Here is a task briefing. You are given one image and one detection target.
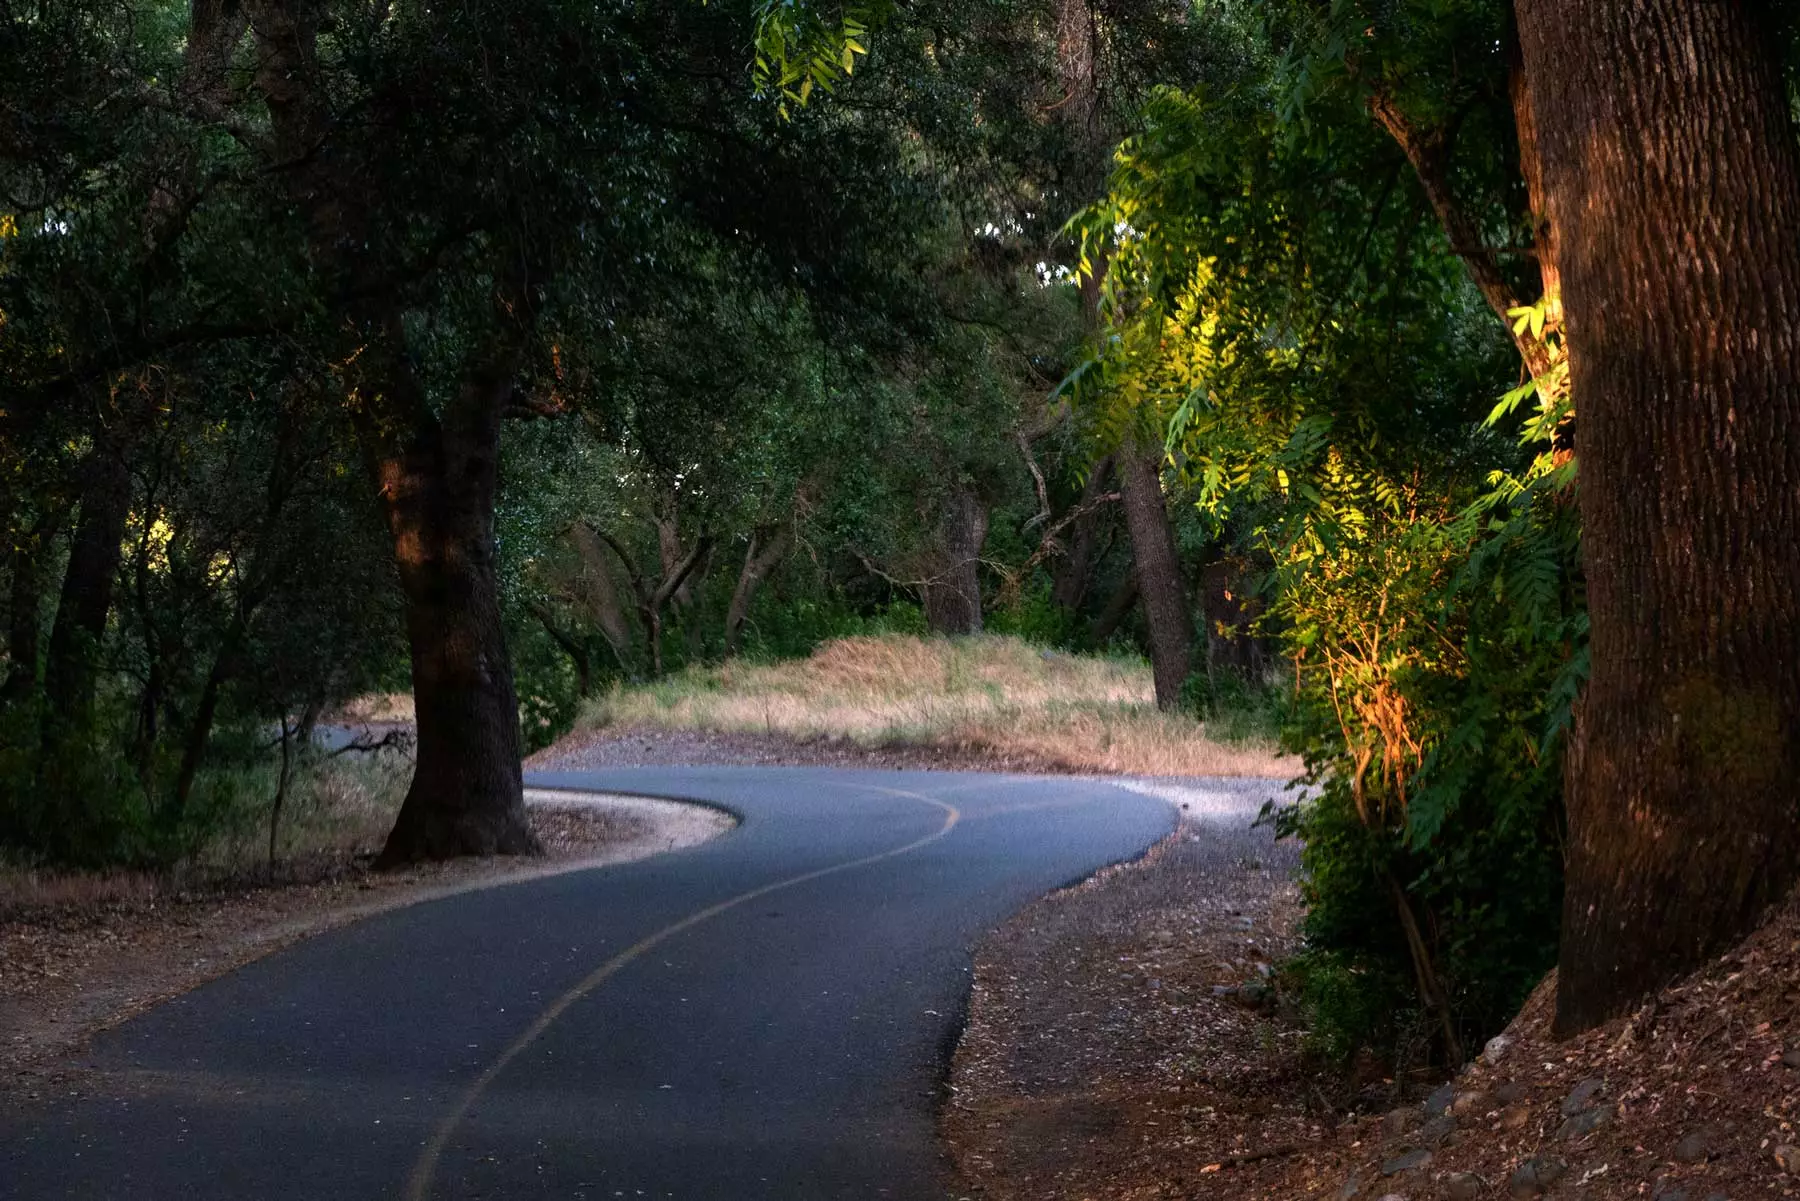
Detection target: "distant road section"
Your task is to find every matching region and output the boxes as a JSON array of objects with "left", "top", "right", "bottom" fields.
[{"left": 1, "top": 768, "right": 1191, "bottom": 1200}]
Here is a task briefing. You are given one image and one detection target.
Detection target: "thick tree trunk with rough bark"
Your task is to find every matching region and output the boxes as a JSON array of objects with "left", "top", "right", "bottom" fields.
[
  {"left": 1515, "top": 0, "right": 1800, "bottom": 1033},
  {"left": 374, "top": 392, "right": 538, "bottom": 866},
  {"left": 1118, "top": 442, "right": 1191, "bottom": 709},
  {"left": 247, "top": 0, "right": 541, "bottom": 864},
  {"left": 922, "top": 488, "right": 989, "bottom": 636}
]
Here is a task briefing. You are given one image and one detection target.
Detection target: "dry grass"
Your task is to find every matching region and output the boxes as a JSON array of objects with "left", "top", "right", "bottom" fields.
[
  {"left": 583, "top": 634, "right": 1293, "bottom": 778},
  {"left": 0, "top": 753, "right": 412, "bottom": 916}
]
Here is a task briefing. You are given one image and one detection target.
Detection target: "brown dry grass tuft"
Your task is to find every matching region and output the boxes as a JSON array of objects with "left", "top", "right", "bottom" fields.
[{"left": 582, "top": 634, "right": 1293, "bottom": 778}]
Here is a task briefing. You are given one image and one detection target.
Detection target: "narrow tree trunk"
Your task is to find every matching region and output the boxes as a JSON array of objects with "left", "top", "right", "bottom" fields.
[
  {"left": 1089, "top": 574, "right": 1139, "bottom": 646},
  {"left": 170, "top": 614, "right": 248, "bottom": 823},
  {"left": 1387, "top": 873, "right": 1463, "bottom": 1065},
  {"left": 41, "top": 438, "right": 132, "bottom": 745},
  {"left": 1366, "top": 76, "right": 1556, "bottom": 381},
  {"left": 1515, "top": 0, "right": 1800, "bottom": 1032},
  {"left": 1051, "top": 455, "right": 1113, "bottom": 614},
  {"left": 570, "top": 523, "right": 636, "bottom": 668},
  {"left": 375, "top": 406, "right": 538, "bottom": 865},
  {"left": 1118, "top": 442, "right": 1191, "bottom": 709},
  {"left": 922, "top": 488, "right": 989, "bottom": 635},
  {"left": 268, "top": 714, "right": 292, "bottom": 872},
  {"left": 2, "top": 511, "right": 58, "bottom": 702},
  {"left": 725, "top": 525, "right": 793, "bottom": 657},
  {"left": 529, "top": 600, "right": 594, "bottom": 698}
]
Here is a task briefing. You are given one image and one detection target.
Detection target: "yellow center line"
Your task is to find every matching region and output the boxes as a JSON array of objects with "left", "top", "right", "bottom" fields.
[{"left": 403, "top": 786, "right": 961, "bottom": 1201}]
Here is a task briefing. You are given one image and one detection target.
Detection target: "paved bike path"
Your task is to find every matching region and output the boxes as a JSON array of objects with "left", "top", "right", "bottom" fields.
[{"left": 2, "top": 768, "right": 1178, "bottom": 1200}]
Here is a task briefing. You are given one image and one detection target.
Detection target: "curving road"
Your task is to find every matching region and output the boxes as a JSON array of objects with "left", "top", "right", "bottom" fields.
[{"left": 2, "top": 768, "right": 1193, "bottom": 1200}]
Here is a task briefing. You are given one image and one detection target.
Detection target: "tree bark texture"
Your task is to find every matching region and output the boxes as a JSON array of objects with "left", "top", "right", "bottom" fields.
[
  {"left": 374, "top": 382, "right": 538, "bottom": 865},
  {"left": 1515, "top": 0, "right": 1800, "bottom": 1032},
  {"left": 1118, "top": 441, "right": 1191, "bottom": 709},
  {"left": 921, "top": 488, "right": 989, "bottom": 636}
]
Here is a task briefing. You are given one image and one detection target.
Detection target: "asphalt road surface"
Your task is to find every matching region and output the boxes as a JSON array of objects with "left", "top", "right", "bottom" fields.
[{"left": 2, "top": 768, "right": 1199, "bottom": 1200}]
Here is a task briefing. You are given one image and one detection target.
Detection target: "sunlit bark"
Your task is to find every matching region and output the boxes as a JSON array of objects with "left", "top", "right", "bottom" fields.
[{"left": 1515, "top": 0, "right": 1800, "bottom": 1032}]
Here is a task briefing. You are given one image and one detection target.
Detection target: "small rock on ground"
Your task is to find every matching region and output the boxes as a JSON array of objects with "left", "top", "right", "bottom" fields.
[
  {"left": 1381, "top": 1148, "right": 1432, "bottom": 1176},
  {"left": 1443, "top": 1171, "right": 1482, "bottom": 1201},
  {"left": 1510, "top": 1155, "right": 1568, "bottom": 1198},
  {"left": 1561, "top": 1077, "right": 1605, "bottom": 1115},
  {"left": 1556, "top": 1103, "right": 1612, "bottom": 1140},
  {"left": 1672, "top": 1129, "right": 1711, "bottom": 1164}
]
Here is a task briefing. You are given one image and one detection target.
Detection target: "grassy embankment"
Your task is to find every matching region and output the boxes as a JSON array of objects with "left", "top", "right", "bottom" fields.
[{"left": 582, "top": 633, "right": 1294, "bottom": 777}]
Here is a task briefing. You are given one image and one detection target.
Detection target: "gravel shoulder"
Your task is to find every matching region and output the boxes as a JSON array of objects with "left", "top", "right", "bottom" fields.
[
  {"left": 0, "top": 789, "right": 733, "bottom": 1109},
  {"left": 943, "top": 777, "right": 1317, "bottom": 1199}
]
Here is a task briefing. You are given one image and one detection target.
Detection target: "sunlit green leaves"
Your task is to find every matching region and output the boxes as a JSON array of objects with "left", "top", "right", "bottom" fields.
[{"left": 748, "top": 0, "right": 888, "bottom": 115}]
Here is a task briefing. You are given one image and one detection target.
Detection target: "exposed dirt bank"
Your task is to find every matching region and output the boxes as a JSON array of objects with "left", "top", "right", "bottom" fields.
[{"left": 0, "top": 790, "right": 733, "bottom": 1109}]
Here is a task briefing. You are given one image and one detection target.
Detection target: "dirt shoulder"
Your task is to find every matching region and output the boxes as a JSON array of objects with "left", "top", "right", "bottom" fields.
[
  {"left": 944, "top": 779, "right": 1317, "bottom": 1199},
  {"left": 944, "top": 781, "right": 1800, "bottom": 1201},
  {"left": 1, "top": 790, "right": 733, "bottom": 1108}
]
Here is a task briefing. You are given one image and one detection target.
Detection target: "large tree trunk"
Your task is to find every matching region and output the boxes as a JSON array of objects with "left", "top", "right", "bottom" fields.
[
  {"left": 246, "top": 2, "right": 538, "bottom": 865},
  {"left": 1515, "top": 0, "right": 1800, "bottom": 1033},
  {"left": 922, "top": 488, "right": 989, "bottom": 636},
  {"left": 374, "top": 389, "right": 538, "bottom": 866},
  {"left": 1117, "top": 441, "right": 1191, "bottom": 709}
]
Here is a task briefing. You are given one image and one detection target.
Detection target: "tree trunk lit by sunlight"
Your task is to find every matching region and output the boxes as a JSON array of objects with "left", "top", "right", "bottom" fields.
[{"left": 1516, "top": 0, "right": 1800, "bottom": 1033}]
